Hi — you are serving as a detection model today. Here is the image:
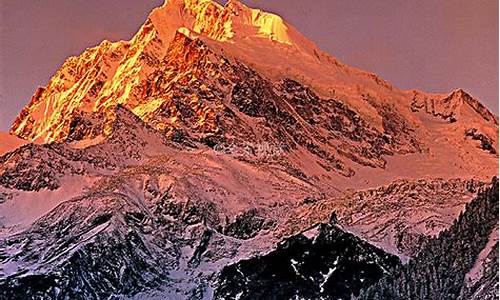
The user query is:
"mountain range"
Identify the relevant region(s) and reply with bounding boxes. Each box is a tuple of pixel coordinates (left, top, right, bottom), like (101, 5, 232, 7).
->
(0, 0, 498, 299)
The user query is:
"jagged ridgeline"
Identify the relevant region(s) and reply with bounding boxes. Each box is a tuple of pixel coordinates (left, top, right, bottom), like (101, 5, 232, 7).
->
(359, 177, 499, 300)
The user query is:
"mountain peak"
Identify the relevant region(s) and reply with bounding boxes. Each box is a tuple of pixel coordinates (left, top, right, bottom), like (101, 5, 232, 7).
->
(224, 0, 292, 45)
(411, 88, 498, 126)
(150, 0, 292, 45)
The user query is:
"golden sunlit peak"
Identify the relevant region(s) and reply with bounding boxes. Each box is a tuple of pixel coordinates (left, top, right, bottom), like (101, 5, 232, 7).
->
(157, 0, 292, 45)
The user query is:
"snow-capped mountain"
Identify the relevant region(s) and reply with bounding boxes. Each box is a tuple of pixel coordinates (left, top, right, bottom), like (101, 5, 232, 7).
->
(9, 0, 497, 181)
(1, 0, 498, 299)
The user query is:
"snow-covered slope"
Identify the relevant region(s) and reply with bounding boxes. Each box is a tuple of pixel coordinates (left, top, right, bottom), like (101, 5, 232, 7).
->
(1, 107, 496, 298)
(359, 178, 499, 300)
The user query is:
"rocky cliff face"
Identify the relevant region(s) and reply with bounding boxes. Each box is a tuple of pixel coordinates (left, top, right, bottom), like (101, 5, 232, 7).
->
(1, 0, 498, 299)
(9, 0, 301, 143)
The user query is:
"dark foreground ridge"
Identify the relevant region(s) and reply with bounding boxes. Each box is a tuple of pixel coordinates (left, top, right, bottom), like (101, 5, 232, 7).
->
(215, 216, 401, 300)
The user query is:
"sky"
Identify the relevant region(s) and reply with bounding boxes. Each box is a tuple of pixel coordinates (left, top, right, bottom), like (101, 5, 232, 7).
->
(0, 0, 498, 131)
